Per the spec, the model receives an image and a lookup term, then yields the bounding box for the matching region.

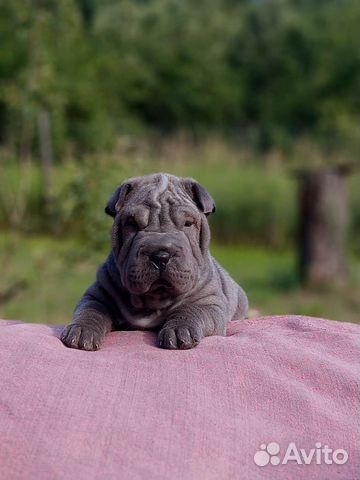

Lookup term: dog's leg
[60,297,113,351]
[158,304,226,350]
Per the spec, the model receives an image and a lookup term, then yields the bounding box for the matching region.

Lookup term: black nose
[150,250,171,269]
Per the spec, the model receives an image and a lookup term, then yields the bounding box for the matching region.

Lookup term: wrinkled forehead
[128,175,191,208]
[123,174,198,222]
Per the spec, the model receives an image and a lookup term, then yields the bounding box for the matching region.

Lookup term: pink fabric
[0,316,358,480]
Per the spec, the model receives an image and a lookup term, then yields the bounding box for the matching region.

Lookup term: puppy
[61,173,248,350]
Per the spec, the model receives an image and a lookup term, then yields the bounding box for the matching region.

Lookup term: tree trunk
[298,168,349,287]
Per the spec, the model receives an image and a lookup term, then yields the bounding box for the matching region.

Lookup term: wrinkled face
[106,174,215,306]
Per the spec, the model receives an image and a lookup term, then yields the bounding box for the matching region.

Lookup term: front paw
[158,323,202,350]
[60,324,104,351]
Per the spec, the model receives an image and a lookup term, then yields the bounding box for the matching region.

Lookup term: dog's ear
[183,179,216,216]
[105,182,132,217]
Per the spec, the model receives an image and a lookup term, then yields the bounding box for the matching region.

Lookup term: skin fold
[60,173,248,350]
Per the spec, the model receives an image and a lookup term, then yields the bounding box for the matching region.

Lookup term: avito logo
[254,442,348,467]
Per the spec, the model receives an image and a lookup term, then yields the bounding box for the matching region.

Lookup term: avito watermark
[254,442,348,467]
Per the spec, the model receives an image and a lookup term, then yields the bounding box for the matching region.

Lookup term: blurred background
[0,0,358,324]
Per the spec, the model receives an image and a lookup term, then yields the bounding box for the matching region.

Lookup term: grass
[0,231,358,325]
[211,244,359,323]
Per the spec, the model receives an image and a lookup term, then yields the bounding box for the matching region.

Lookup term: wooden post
[297,167,349,286]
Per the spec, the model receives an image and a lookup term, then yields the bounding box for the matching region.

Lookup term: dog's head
[105,173,215,302]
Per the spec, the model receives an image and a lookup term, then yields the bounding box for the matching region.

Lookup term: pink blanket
[0,316,358,479]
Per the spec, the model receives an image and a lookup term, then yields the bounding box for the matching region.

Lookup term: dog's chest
[120,293,175,329]
[126,311,164,329]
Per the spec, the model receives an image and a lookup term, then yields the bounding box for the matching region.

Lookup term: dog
[60,173,248,350]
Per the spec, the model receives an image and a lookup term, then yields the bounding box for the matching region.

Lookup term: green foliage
[227,0,359,150]
[0,0,358,155]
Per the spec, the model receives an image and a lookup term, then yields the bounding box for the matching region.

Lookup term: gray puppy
[61,173,248,350]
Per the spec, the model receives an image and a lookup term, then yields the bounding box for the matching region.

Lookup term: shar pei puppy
[61,173,248,350]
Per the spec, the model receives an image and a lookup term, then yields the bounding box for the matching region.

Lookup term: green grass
[0,232,358,325]
[211,244,359,323]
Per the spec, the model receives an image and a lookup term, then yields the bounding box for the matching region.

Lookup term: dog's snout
[150,250,171,270]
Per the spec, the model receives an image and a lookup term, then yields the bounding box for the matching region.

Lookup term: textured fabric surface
[0,316,358,480]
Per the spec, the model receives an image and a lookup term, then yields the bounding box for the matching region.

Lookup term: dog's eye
[184,220,194,227]
[124,216,138,228]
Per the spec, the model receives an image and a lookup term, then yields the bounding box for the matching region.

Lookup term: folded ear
[105,182,132,217]
[182,179,216,216]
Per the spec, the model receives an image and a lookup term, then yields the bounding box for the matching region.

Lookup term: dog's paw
[158,324,202,350]
[60,324,104,351]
